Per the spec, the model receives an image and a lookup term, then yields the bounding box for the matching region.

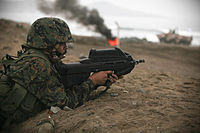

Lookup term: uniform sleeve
[21,57,68,108]
[15,57,96,109]
[65,79,97,108]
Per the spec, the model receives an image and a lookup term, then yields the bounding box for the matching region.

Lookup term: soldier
[0,17,119,128]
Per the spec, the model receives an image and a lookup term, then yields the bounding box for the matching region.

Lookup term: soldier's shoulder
[23,55,51,68]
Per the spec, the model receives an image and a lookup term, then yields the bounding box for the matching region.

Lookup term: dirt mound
[0,19,30,58]
[0,19,200,133]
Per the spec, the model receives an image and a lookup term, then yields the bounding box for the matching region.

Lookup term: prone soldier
[0,17,120,129]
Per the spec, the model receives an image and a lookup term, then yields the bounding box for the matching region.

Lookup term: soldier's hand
[107,72,118,83]
[89,71,119,86]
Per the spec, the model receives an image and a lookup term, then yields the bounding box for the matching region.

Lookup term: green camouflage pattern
[0,49,96,125]
[0,17,96,125]
[26,17,74,49]
[7,49,96,108]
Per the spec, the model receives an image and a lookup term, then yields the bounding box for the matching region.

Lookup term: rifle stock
[55,48,145,88]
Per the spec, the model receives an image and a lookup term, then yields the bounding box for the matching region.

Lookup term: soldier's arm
[22,57,68,108]
[24,57,97,109]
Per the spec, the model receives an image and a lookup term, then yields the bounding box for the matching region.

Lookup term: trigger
[107,71,114,78]
[107,73,112,78]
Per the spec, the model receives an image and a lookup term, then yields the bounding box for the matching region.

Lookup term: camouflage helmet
[26,17,74,49]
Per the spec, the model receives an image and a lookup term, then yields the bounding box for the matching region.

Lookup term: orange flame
[108,37,119,46]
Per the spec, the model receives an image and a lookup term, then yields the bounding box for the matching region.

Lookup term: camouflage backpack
[0,17,73,126]
[0,49,49,127]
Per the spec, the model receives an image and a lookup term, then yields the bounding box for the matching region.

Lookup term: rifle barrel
[135,59,145,65]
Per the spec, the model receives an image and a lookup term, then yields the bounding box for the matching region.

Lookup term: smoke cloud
[38,0,113,39]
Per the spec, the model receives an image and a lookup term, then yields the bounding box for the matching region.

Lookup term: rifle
[55,47,145,88]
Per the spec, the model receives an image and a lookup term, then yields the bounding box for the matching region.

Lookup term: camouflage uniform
[0,17,96,127]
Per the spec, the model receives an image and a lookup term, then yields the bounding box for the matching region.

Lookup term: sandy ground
[0,19,200,133]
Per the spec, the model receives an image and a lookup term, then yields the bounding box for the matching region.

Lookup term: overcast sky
[81,0,200,19]
[0,0,199,45]
[0,0,200,31]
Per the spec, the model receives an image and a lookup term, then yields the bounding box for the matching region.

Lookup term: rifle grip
[104,73,114,87]
[104,80,112,87]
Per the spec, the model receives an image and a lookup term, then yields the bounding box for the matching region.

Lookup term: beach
[0,19,200,133]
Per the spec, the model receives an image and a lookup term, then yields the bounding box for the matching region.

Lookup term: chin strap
[55,48,66,59]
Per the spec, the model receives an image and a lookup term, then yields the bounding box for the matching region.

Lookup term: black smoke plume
[37,0,113,39]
